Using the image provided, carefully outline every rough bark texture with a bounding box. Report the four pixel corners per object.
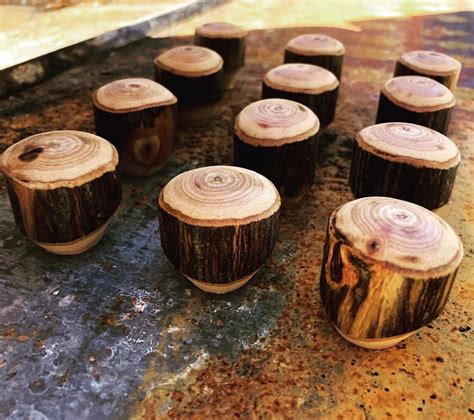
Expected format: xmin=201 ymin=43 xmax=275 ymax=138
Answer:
xmin=234 ymin=134 xmax=318 ymax=202
xmin=349 ymin=141 xmax=459 ymax=209
xmin=375 ymin=92 xmax=453 ymax=135
xmin=154 ymin=67 xmax=224 ymax=110
xmin=6 ymin=171 xmax=121 ymax=243
xmin=394 ymin=61 xmax=456 ymax=90
xmin=261 ymin=83 xmax=339 ymax=128
xmin=93 ymin=104 xmax=177 ymax=174
xmin=194 ymin=35 xmax=246 ymax=72
xmin=158 ymin=204 xmax=280 ymax=284
xmin=319 ymin=220 xmax=458 ymax=340
xmin=284 ymin=51 xmax=344 ymax=80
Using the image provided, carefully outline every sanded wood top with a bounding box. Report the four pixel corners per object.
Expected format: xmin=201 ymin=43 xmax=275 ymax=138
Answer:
xmin=334 ymin=196 xmax=463 ymax=276
xmin=159 ymin=165 xmax=280 ymax=227
xmin=235 ymin=98 xmax=319 ymax=147
xmin=264 ymin=63 xmax=339 ymax=94
xmin=382 ymin=76 xmax=456 ymax=112
xmin=356 ymin=122 xmax=460 ymax=169
xmin=399 ymin=50 xmax=462 ymax=76
xmin=93 ymin=78 xmax=176 ymax=113
xmin=1 ymin=131 xmax=118 ymax=190
xmin=195 ymin=22 xmax=247 ymax=39
xmin=285 ymin=34 xmax=345 ymax=56
xmin=155 ymin=46 xmax=223 ymax=77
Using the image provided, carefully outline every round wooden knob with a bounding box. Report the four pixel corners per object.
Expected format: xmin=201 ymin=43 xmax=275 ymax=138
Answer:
xmin=1 ymin=131 xmax=121 ymax=255
xmin=320 ymin=196 xmax=463 ymax=349
xmin=234 ymin=98 xmax=319 ymax=204
xmin=195 ymin=22 xmax=247 ymax=89
xmin=158 ymin=165 xmax=281 ymax=293
xmin=376 ymin=76 xmax=456 ymax=135
xmin=350 ymin=122 xmax=460 ymax=209
xmin=154 ymin=46 xmax=224 ymax=125
xmin=262 ymin=63 xmax=339 ymax=128
xmin=284 ymin=34 xmax=345 ymax=80
xmin=93 ymin=78 xmax=177 ymax=177
xmin=395 ymin=50 xmax=462 ymax=90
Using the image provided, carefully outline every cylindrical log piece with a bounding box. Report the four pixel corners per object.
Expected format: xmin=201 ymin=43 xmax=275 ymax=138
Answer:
xmin=350 ymin=122 xmax=460 ymax=209
xmin=158 ymin=165 xmax=281 ymax=293
xmin=154 ymin=45 xmax=224 ymax=126
xmin=375 ymin=76 xmax=455 ymax=135
xmin=93 ymin=78 xmax=177 ymax=177
xmin=234 ymin=98 xmax=320 ymax=204
xmin=194 ymin=22 xmax=247 ymax=89
xmin=284 ymin=34 xmax=345 ymax=80
xmin=262 ymin=63 xmax=339 ymax=128
xmin=394 ymin=50 xmax=462 ymax=91
xmin=1 ymin=131 xmax=121 ymax=255
xmin=320 ymin=196 xmax=463 ymax=349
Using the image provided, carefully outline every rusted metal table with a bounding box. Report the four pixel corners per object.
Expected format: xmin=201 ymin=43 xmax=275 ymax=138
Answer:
xmin=0 ymin=11 xmax=472 ymax=419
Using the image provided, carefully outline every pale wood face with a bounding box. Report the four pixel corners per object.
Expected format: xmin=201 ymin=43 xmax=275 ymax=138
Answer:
xmin=400 ymin=50 xmax=462 ymax=75
xmin=286 ymin=33 xmax=345 ymax=56
xmin=195 ymin=22 xmax=247 ymax=39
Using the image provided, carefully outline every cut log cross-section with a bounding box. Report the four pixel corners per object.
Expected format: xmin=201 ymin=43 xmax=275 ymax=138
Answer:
xmin=158 ymin=165 xmax=281 ymax=294
xmin=320 ymin=196 xmax=464 ymax=349
xmin=1 ymin=131 xmax=122 ymax=255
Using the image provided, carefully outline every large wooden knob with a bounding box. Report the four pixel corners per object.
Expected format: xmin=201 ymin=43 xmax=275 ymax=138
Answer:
xmin=154 ymin=46 xmax=224 ymax=126
xmin=320 ymin=196 xmax=463 ymax=349
xmin=376 ymin=76 xmax=456 ymax=135
xmin=262 ymin=63 xmax=339 ymax=128
xmin=350 ymin=122 xmax=460 ymax=209
xmin=93 ymin=78 xmax=177 ymax=177
xmin=394 ymin=50 xmax=462 ymax=91
xmin=195 ymin=22 xmax=247 ymax=89
xmin=234 ymin=98 xmax=320 ymax=204
xmin=158 ymin=165 xmax=281 ymax=293
xmin=284 ymin=34 xmax=345 ymax=80
xmin=1 ymin=131 xmax=121 ymax=255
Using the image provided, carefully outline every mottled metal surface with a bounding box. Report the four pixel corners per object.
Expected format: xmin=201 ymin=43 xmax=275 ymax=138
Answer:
xmin=1 ymin=11 xmax=473 ymax=419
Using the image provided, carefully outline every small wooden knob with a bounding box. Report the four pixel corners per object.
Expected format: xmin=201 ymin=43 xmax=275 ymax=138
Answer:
xmin=284 ymin=34 xmax=345 ymax=80
xmin=376 ymin=76 xmax=456 ymax=135
xmin=154 ymin=46 xmax=224 ymax=126
xmin=93 ymin=78 xmax=177 ymax=177
xmin=1 ymin=131 xmax=121 ymax=255
xmin=234 ymin=98 xmax=319 ymax=204
xmin=394 ymin=50 xmax=462 ymax=91
xmin=350 ymin=122 xmax=460 ymax=209
xmin=262 ymin=63 xmax=339 ymax=128
xmin=195 ymin=22 xmax=247 ymax=89
xmin=320 ymin=196 xmax=463 ymax=349
xmin=158 ymin=165 xmax=281 ymax=293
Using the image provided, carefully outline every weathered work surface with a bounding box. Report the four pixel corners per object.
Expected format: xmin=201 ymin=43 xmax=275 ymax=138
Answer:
xmin=0 ymin=12 xmax=473 ymax=419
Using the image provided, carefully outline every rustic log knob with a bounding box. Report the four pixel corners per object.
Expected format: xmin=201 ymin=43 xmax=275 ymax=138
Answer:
xmin=394 ymin=50 xmax=462 ymax=91
xmin=1 ymin=131 xmax=121 ymax=255
xmin=284 ymin=34 xmax=345 ymax=80
xmin=194 ymin=22 xmax=247 ymax=89
xmin=375 ymin=76 xmax=456 ymax=135
xmin=262 ymin=63 xmax=339 ymax=128
xmin=158 ymin=165 xmax=281 ymax=293
xmin=350 ymin=122 xmax=460 ymax=209
xmin=234 ymin=98 xmax=320 ymax=205
xmin=320 ymin=196 xmax=463 ymax=349
xmin=154 ymin=45 xmax=224 ymax=126
xmin=93 ymin=78 xmax=177 ymax=177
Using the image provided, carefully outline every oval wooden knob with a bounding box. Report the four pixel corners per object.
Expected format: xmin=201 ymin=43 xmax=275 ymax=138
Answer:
xmin=262 ymin=63 xmax=339 ymax=127
xmin=395 ymin=50 xmax=462 ymax=90
xmin=350 ymin=122 xmax=460 ymax=209
xmin=195 ymin=22 xmax=247 ymax=39
xmin=284 ymin=33 xmax=345 ymax=80
xmin=376 ymin=76 xmax=456 ymax=135
xmin=320 ymin=196 xmax=463 ymax=349
xmin=93 ymin=78 xmax=177 ymax=177
xmin=158 ymin=165 xmax=281 ymax=293
xmin=234 ymin=98 xmax=319 ymax=204
xmin=1 ymin=131 xmax=121 ymax=255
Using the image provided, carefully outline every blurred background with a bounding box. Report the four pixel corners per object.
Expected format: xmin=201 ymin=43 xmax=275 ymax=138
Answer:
xmin=0 ymin=0 xmax=472 ymax=70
